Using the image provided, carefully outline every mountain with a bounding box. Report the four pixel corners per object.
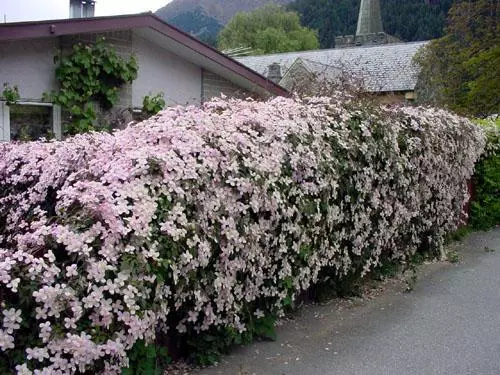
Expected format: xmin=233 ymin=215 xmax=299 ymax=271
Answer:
xmin=156 ymin=0 xmax=454 ymax=48
xmin=164 ymin=8 xmax=224 ymax=45
xmin=156 ymin=0 xmax=293 ymax=45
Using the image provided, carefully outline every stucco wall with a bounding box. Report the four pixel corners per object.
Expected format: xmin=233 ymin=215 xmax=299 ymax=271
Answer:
xmin=132 ymin=33 xmax=202 ymax=108
xmin=0 ymin=38 xmax=58 ymax=101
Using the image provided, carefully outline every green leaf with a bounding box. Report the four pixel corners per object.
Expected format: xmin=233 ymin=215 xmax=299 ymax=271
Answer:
xmin=50 ymin=38 xmax=138 ymax=135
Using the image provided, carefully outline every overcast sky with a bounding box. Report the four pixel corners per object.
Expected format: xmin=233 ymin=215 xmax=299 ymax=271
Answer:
xmin=1 ymin=0 xmax=172 ymax=23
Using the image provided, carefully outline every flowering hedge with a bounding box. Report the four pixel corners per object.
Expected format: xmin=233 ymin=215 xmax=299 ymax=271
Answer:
xmin=0 ymin=97 xmax=485 ymax=374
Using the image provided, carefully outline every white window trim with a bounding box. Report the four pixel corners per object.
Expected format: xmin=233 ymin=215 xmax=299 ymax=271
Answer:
xmin=0 ymin=101 xmax=61 ymax=141
xmin=1 ymin=102 xmax=10 ymax=142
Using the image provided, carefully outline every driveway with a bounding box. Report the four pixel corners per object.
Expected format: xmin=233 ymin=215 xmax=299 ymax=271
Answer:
xmin=195 ymin=228 xmax=500 ymax=375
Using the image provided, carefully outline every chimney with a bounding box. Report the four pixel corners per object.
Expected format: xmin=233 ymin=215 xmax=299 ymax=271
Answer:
xmin=70 ymin=0 xmax=95 ymax=18
xmin=267 ymin=63 xmax=282 ymax=83
xmin=356 ymin=0 xmax=383 ymax=36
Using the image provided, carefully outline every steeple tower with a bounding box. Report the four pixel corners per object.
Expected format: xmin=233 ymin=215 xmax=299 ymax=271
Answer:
xmin=356 ymin=0 xmax=384 ymax=36
xmin=335 ymin=0 xmax=399 ymax=48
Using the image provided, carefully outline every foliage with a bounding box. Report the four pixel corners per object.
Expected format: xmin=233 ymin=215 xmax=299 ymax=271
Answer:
xmin=470 ymin=118 xmax=500 ymax=230
xmin=444 ymin=225 xmax=473 ymax=244
xmin=381 ymin=0 xmax=454 ymax=42
xmin=47 ymin=38 xmax=138 ymax=135
xmin=371 ymin=258 xmax=400 ymax=281
xmin=122 ymin=340 xmax=170 ymax=375
xmin=1 ymin=83 xmax=20 ymax=106
xmin=288 ymin=0 xmax=453 ymax=48
xmin=0 ymin=96 xmax=485 ymax=373
xmin=415 ymin=0 xmax=499 ymax=117
xmin=217 ymin=4 xmax=319 ymax=55
xmin=404 ymin=252 xmax=427 ymax=292
xmin=446 ymin=250 xmax=460 ymax=263
xmin=142 ymin=93 xmax=166 ymax=116
xmin=188 ymin=307 xmax=277 ymax=365
xmin=155 ymin=0 xmax=293 ymax=45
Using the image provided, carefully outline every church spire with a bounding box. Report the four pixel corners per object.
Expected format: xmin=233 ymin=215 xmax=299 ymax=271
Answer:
xmin=356 ymin=0 xmax=384 ymax=36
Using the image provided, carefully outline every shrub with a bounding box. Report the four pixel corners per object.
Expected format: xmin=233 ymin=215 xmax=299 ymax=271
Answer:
xmin=0 ymin=97 xmax=485 ymax=373
xmin=470 ymin=118 xmax=500 ymax=230
xmin=1 ymin=83 xmax=20 ymax=105
xmin=142 ymin=93 xmax=166 ymax=117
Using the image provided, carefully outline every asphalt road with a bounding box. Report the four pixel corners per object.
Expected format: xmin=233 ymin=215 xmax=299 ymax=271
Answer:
xmin=195 ymin=228 xmax=500 ymax=375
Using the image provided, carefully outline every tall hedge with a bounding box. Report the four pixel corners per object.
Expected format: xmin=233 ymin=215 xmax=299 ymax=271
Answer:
xmin=0 ymin=97 xmax=485 ymax=374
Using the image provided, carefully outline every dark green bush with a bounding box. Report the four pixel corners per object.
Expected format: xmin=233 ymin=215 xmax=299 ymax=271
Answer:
xmin=471 ymin=119 xmax=500 ymax=230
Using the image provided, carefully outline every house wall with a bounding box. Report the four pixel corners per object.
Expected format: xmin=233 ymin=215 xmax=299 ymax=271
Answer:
xmin=61 ymin=31 xmax=134 ymax=109
xmin=0 ymin=38 xmax=58 ymax=101
xmin=202 ymin=70 xmax=252 ymax=102
xmin=375 ymin=92 xmax=409 ymax=105
xmin=132 ymin=33 xmax=202 ymax=108
xmin=279 ymin=63 xmax=311 ymax=92
xmin=0 ymin=28 xmax=260 ymax=140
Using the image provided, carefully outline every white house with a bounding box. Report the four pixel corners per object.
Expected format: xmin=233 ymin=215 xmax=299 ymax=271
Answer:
xmin=0 ymin=13 xmax=287 ymax=141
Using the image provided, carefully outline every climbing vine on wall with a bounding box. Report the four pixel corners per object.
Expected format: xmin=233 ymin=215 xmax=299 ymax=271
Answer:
xmin=47 ymin=38 xmax=138 ymax=135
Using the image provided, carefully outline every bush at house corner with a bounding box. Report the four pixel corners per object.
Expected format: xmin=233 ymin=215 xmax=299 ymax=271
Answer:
xmin=0 ymin=96 xmax=486 ymax=374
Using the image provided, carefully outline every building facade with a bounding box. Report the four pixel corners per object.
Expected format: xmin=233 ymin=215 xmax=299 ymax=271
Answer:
xmin=0 ymin=14 xmax=286 ymax=141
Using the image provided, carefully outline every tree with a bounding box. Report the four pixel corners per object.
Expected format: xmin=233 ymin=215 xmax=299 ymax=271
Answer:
xmin=415 ymin=0 xmax=499 ymax=117
xmin=217 ymin=4 xmax=320 ymax=55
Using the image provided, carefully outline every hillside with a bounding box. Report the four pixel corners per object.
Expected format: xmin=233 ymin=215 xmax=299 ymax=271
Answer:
xmin=156 ymin=0 xmax=454 ymax=48
xmin=156 ymin=0 xmax=293 ymax=44
xmin=156 ymin=0 xmax=292 ymax=24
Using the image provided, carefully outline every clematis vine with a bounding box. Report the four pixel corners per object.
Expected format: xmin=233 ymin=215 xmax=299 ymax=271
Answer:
xmin=0 ymin=95 xmax=485 ymax=373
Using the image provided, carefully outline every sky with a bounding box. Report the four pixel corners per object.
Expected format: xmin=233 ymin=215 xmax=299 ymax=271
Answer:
xmin=1 ymin=0 xmax=172 ymax=23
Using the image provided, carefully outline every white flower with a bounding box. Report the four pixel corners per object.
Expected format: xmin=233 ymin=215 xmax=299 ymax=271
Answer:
xmin=253 ymin=309 xmax=265 ymax=319
xmin=65 ymin=264 xmax=78 ymax=278
xmin=0 ymin=329 xmax=15 ymax=351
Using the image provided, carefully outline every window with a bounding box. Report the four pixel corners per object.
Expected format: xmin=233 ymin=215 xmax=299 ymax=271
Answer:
xmin=0 ymin=101 xmax=61 ymax=142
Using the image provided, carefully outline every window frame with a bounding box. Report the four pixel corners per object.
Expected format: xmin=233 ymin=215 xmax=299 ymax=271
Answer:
xmin=0 ymin=101 xmax=61 ymax=142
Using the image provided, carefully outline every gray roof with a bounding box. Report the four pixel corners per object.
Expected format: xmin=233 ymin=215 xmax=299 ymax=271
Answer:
xmin=295 ymin=58 xmax=343 ymax=80
xmin=237 ymin=41 xmax=428 ymax=93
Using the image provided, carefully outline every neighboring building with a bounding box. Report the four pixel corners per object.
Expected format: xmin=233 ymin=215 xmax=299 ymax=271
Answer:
xmin=238 ymin=0 xmax=426 ymax=102
xmin=0 ymin=13 xmax=286 ymax=141
xmin=238 ymin=41 xmax=427 ymax=100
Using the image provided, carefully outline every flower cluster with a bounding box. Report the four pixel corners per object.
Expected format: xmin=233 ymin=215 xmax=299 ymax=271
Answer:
xmin=0 ymin=96 xmax=485 ymax=373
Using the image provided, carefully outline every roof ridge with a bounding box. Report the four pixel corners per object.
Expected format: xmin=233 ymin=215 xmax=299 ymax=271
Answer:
xmin=237 ymin=40 xmax=430 ymax=61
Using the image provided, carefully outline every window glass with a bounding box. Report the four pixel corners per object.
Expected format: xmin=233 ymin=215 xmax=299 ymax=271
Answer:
xmin=10 ymin=104 xmax=53 ymax=141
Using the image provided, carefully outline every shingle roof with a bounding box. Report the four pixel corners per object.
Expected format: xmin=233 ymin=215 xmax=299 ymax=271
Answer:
xmin=237 ymin=41 xmax=428 ymax=93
